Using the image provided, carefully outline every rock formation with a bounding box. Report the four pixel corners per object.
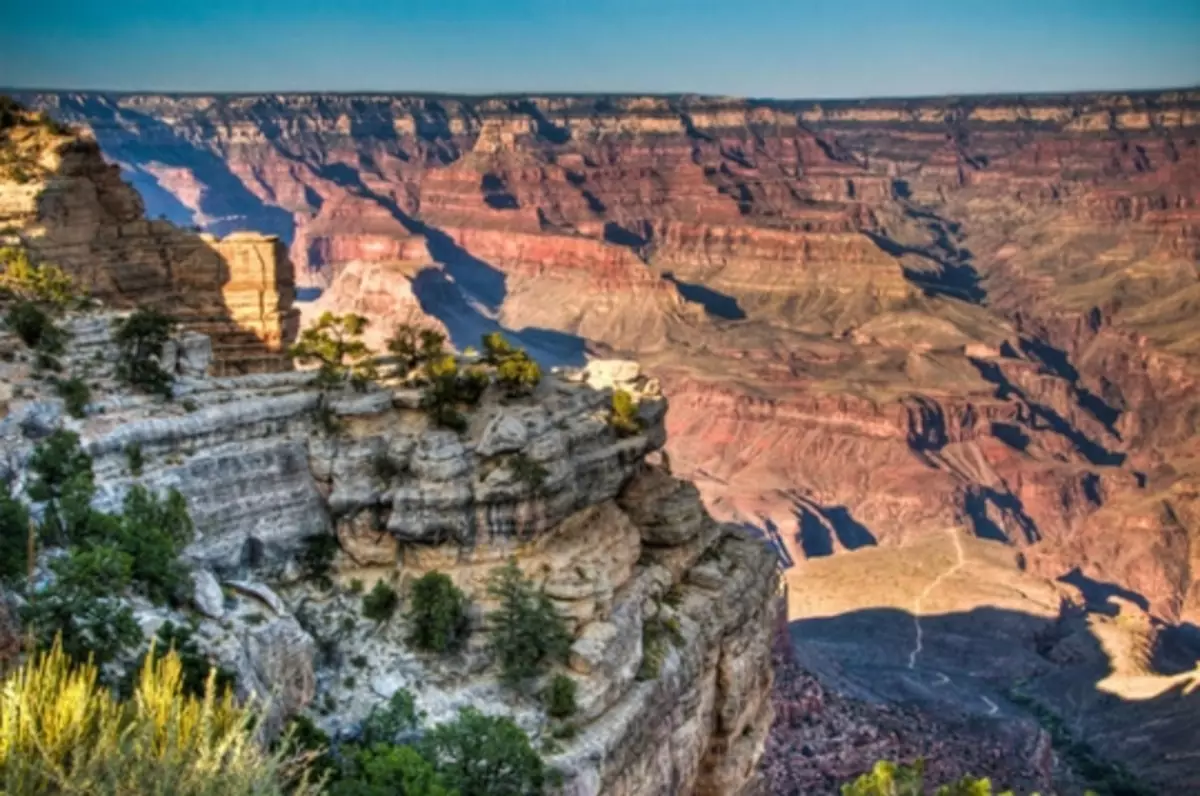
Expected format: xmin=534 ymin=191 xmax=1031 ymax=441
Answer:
xmin=0 ymin=103 xmax=297 ymax=373
xmin=0 ymin=305 xmax=778 ymax=795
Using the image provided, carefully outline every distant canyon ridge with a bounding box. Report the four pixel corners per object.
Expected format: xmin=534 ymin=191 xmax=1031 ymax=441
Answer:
xmin=20 ymin=89 xmax=1200 ymax=636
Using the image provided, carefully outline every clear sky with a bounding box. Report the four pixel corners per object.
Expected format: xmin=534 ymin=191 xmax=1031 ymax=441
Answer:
xmin=2 ymin=0 xmax=1198 ymax=98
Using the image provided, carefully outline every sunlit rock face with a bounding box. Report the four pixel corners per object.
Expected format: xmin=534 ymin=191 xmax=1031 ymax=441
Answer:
xmin=0 ymin=304 xmax=777 ymax=796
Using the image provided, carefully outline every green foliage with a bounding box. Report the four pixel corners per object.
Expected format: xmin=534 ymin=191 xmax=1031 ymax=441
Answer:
xmin=407 ymin=571 xmax=469 ymax=653
xmin=124 ymin=621 xmax=236 ymax=700
xmin=637 ymin=613 xmax=684 ymax=681
xmin=4 ymin=300 xmax=66 ymax=359
xmin=330 ymin=743 xmax=453 ymax=796
xmin=362 ymin=580 xmax=399 ymax=623
xmin=115 ymin=484 xmax=194 ymax=605
xmin=387 ymin=324 xmax=447 ymax=377
xmin=419 ymin=355 xmax=484 ymax=431
xmin=278 ymin=715 xmax=338 ymax=787
xmin=421 ymin=707 xmax=548 ymax=796
xmin=841 ymin=761 xmax=1015 ymax=796
xmin=21 ymin=545 xmax=142 ymax=669
xmin=290 ymin=311 xmax=378 ymax=390
xmin=0 ymin=638 xmax=322 ymax=796
xmin=508 ymin=453 xmax=548 ymax=492
xmin=113 ymin=308 xmax=177 ymax=397
xmin=125 ymin=442 xmax=144 ymax=476
xmin=609 ymin=389 xmax=642 ymax=437
xmin=542 ymin=673 xmax=577 ymax=719
xmin=53 ymin=375 xmax=90 ymax=418
xmin=0 ymin=485 xmax=31 ymax=582
xmin=27 ymin=429 xmax=94 ymax=544
xmin=300 ymin=532 xmax=339 ymax=589
xmin=480 ymin=332 xmax=540 ymax=398
xmin=360 ymin=689 xmax=423 ymax=746
xmin=486 ymin=560 xmax=572 ymax=688
xmin=0 ymin=246 xmax=79 ymax=310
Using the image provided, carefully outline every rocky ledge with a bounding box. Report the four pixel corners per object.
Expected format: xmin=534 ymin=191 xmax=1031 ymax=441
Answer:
xmin=0 ymin=316 xmax=778 ymax=796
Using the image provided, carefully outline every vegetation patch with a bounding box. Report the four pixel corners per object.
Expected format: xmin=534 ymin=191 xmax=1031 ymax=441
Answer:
xmin=290 ymin=311 xmax=378 ymax=390
xmin=486 ymin=560 xmax=572 ymax=688
xmin=609 ymin=389 xmax=642 ymax=437
xmin=407 ymin=570 xmax=470 ymax=653
xmin=113 ymin=308 xmax=177 ymax=397
xmin=53 ymin=375 xmax=91 ymax=418
xmin=542 ymin=673 xmax=578 ymax=719
xmin=362 ymin=580 xmax=400 ymax=623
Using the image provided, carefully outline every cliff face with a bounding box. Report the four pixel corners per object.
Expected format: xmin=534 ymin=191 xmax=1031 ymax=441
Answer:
xmin=0 ymin=311 xmax=778 ymax=796
xmin=13 ymin=89 xmax=1200 ymax=787
xmin=0 ymin=106 xmax=297 ymax=373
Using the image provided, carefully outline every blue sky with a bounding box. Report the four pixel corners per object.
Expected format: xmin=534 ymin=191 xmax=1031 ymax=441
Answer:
xmin=2 ymin=0 xmax=1198 ymax=98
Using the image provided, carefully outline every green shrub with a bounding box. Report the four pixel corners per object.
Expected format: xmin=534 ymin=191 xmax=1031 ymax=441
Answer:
xmin=290 ymin=311 xmax=378 ymax=390
xmin=486 ymin=560 xmax=571 ymax=687
xmin=0 ymin=247 xmax=78 ymax=309
xmin=0 ymin=639 xmax=322 ymax=796
xmin=386 ymin=324 xmax=446 ymax=377
xmin=420 ymin=707 xmax=548 ymax=796
xmin=0 ymin=485 xmax=31 ymax=582
xmin=278 ymin=715 xmax=338 ymax=788
xmin=543 ymin=673 xmax=577 ymax=719
xmin=420 ymin=355 xmax=476 ymax=431
xmin=362 ymin=580 xmax=399 ymax=623
xmin=21 ymin=545 xmax=142 ymax=669
xmin=27 ymin=429 xmax=95 ymax=544
xmin=360 ymin=689 xmax=422 ymax=746
xmin=113 ymin=308 xmax=177 ymax=397
xmin=509 ymin=453 xmax=548 ymax=491
xmin=841 ymin=760 xmax=1014 ymax=796
xmin=125 ymin=442 xmax=144 ymax=476
xmin=637 ymin=614 xmax=684 ymax=681
xmin=407 ymin=571 xmax=469 ymax=653
xmin=54 ymin=375 xmax=90 ymax=418
xmin=480 ymin=331 xmax=517 ymax=365
xmin=115 ymin=484 xmax=194 ymax=605
xmin=300 ymin=533 xmax=339 ymax=588
xmin=330 ymin=743 xmax=452 ymax=796
xmin=609 ymin=389 xmax=641 ymax=437
xmin=495 ymin=353 xmax=541 ymax=397
xmin=5 ymin=300 xmax=66 ymax=353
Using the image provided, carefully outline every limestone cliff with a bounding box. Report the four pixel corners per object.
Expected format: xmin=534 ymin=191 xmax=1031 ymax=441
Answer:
xmin=0 ymin=103 xmax=296 ymax=373
xmin=0 ymin=311 xmax=778 ymax=796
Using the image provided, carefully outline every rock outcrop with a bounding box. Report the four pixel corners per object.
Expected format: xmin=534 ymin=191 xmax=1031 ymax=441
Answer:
xmin=0 ymin=105 xmax=297 ymax=373
xmin=0 ymin=308 xmax=778 ymax=796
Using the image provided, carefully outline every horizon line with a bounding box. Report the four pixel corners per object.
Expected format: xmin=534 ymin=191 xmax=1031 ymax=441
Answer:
xmin=5 ymin=83 xmax=1200 ymax=105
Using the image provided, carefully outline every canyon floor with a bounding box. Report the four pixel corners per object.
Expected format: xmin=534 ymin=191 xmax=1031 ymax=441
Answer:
xmin=15 ymin=88 xmax=1200 ymax=793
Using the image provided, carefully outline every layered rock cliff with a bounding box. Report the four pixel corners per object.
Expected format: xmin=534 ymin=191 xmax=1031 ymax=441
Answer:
xmin=0 ymin=307 xmax=778 ymax=795
xmin=0 ymin=103 xmax=297 ymax=373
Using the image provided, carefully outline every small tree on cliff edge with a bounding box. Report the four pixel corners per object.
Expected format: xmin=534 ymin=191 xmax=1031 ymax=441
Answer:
xmin=291 ymin=311 xmax=378 ymax=390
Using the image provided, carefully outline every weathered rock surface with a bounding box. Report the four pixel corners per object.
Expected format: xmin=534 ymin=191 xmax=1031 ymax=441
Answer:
xmin=0 ymin=310 xmax=777 ymax=796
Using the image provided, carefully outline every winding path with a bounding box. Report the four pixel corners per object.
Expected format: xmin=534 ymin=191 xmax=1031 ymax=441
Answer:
xmin=906 ymin=529 xmax=966 ymax=670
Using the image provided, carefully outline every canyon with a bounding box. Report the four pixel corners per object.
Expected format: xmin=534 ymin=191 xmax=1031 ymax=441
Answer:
xmin=8 ymin=89 xmax=1200 ymax=792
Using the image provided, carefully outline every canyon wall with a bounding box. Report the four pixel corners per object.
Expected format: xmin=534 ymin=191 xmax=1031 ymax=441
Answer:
xmin=27 ymin=89 xmax=1198 ymax=627
xmin=0 ymin=105 xmax=297 ymax=373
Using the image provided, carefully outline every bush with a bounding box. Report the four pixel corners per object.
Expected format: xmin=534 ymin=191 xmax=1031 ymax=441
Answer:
xmin=54 ymin=375 xmax=91 ymax=417
xmin=21 ymin=545 xmax=142 ymax=668
xmin=27 ymin=429 xmax=95 ymax=544
xmin=841 ymin=761 xmax=1012 ymax=796
xmin=4 ymin=300 xmax=66 ymax=354
xmin=609 ymin=389 xmax=642 ymax=437
xmin=0 ymin=246 xmax=78 ymax=309
xmin=113 ymin=308 xmax=177 ymax=397
xmin=386 ymin=324 xmax=446 ymax=377
xmin=115 ymin=484 xmax=194 ymax=605
xmin=330 ymin=743 xmax=452 ymax=796
xmin=495 ymin=352 xmax=541 ymax=397
xmin=543 ymin=673 xmax=577 ymax=719
xmin=486 ymin=560 xmax=572 ymax=687
xmin=360 ymin=689 xmax=422 ymax=746
xmin=290 ymin=311 xmax=378 ymax=390
xmin=300 ymin=532 xmax=339 ymax=588
xmin=407 ymin=571 xmax=469 ymax=653
xmin=0 ymin=639 xmax=321 ymax=796
xmin=419 ymin=354 xmax=483 ymax=431
xmin=0 ymin=485 xmax=31 ymax=582
xmin=362 ymin=580 xmax=399 ymax=623
xmin=125 ymin=442 xmax=144 ymax=476
xmin=509 ymin=453 xmax=548 ymax=492
xmin=480 ymin=331 xmax=517 ymax=365
xmin=420 ymin=707 xmax=548 ymax=796
xmin=637 ymin=614 xmax=684 ymax=681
